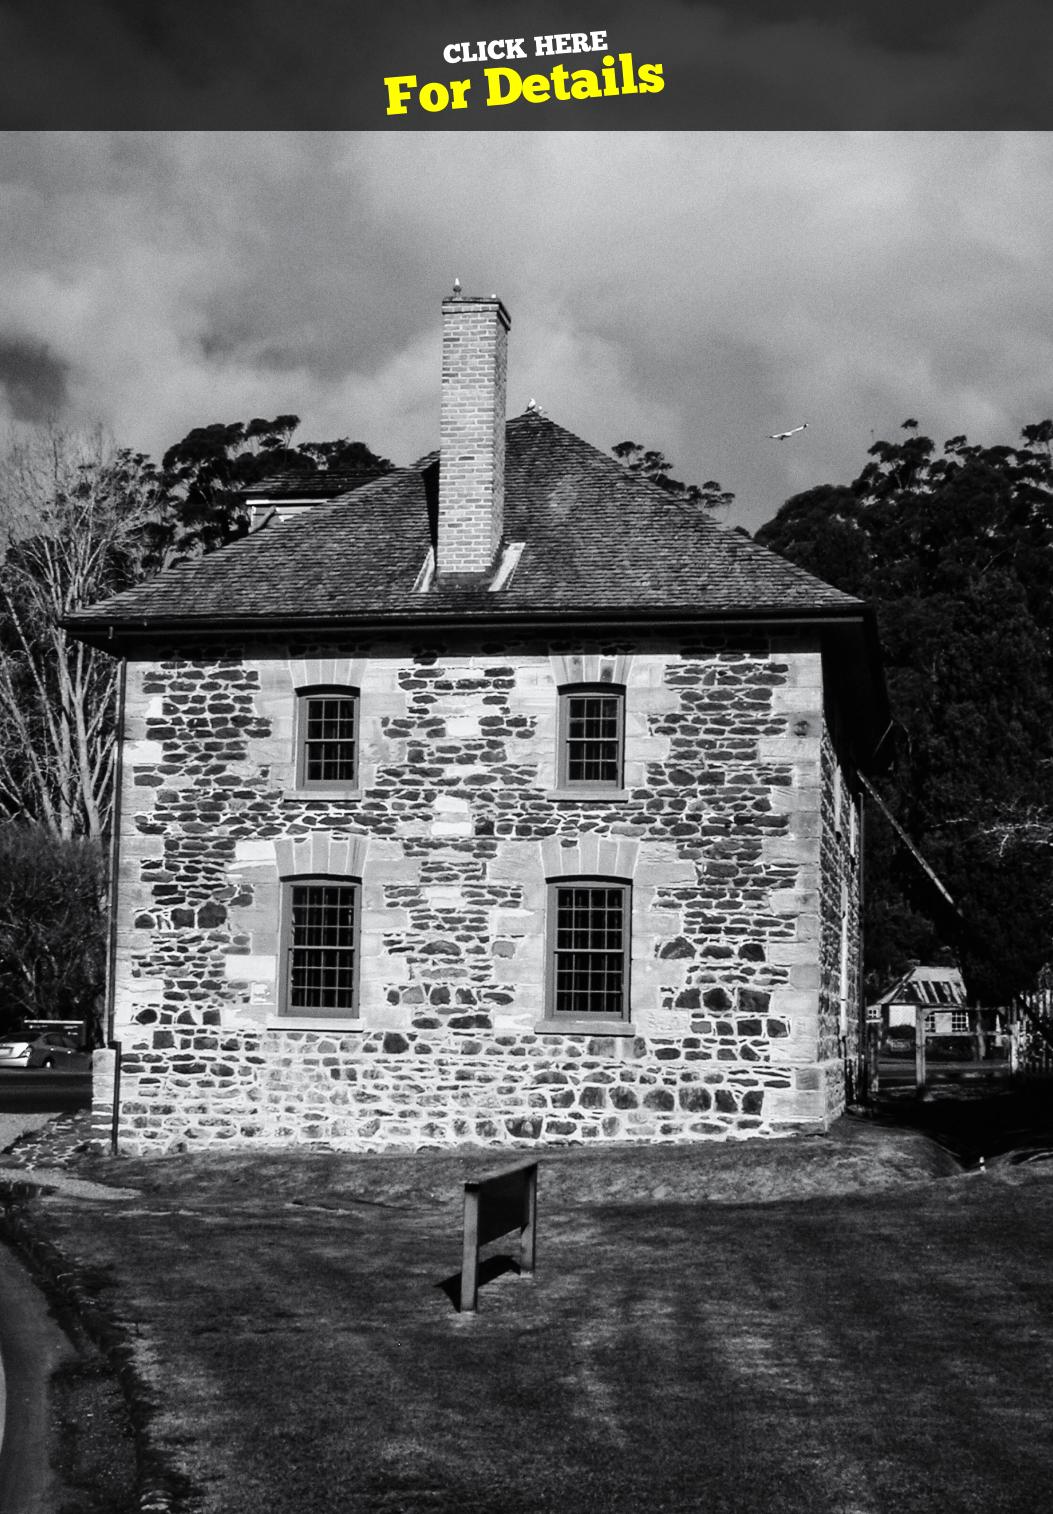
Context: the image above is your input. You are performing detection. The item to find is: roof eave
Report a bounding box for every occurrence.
[63,600,870,647]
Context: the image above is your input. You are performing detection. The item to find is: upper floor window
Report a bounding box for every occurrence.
[281,878,360,1017]
[547,879,631,1020]
[296,687,359,790]
[558,685,625,789]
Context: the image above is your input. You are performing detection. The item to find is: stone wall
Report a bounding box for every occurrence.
[103,630,856,1153]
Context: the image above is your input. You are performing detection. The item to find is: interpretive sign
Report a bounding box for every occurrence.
[460,1161,538,1313]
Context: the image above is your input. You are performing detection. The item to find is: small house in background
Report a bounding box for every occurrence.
[869,965,1007,1059]
[66,287,889,1155]
[869,965,969,1034]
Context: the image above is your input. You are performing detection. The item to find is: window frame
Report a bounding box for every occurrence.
[545,876,632,1023]
[294,686,360,792]
[279,875,361,1019]
[556,684,626,792]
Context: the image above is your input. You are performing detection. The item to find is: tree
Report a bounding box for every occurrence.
[611,441,734,513]
[756,420,1053,1002]
[0,821,107,1036]
[0,427,169,840]
[0,419,395,841]
[160,416,394,558]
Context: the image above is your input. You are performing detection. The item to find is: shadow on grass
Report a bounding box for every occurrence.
[435,1252,522,1311]
[874,1075,1053,1163]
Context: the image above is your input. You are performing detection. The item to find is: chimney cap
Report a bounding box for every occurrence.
[441,289,512,328]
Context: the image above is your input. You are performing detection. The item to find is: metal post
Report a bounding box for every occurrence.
[865,1021,880,1101]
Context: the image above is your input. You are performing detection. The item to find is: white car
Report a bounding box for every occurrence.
[0,1031,83,1069]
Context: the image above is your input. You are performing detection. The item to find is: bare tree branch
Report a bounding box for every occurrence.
[0,425,165,840]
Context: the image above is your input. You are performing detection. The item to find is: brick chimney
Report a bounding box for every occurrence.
[438,289,511,575]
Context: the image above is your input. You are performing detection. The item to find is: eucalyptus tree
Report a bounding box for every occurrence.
[757,420,1053,1002]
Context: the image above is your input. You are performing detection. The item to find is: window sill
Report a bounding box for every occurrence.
[265,1016,363,1031]
[545,788,629,802]
[534,1019,638,1037]
[281,789,362,801]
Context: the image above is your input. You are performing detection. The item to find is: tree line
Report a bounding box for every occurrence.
[756,420,1053,1005]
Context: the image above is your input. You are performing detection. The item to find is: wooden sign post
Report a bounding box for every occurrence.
[460,1161,538,1314]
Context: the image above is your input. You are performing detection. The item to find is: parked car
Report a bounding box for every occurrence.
[0,1031,83,1069]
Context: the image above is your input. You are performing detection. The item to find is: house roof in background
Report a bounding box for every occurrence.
[241,469,386,500]
[873,966,968,1009]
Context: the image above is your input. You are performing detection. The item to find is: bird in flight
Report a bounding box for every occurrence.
[769,422,808,441]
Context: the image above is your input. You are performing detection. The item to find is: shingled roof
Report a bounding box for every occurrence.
[68,410,866,637]
[240,468,387,500]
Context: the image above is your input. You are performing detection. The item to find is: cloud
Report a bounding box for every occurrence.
[0,336,69,421]
[2,131,1052,531]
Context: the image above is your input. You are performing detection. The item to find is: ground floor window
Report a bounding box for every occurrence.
[548,879,630,1019]
[282,879,360,1015]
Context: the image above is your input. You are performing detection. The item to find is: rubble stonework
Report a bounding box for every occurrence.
[101,629,861,1153]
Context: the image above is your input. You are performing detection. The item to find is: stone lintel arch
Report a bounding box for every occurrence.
[541,833,639,881]
[288,656,367,692]
[275,831,369,879]
[549,653,633,688]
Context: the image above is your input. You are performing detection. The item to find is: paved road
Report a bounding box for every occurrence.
[0,1072,91,1117]
[0,1072,90,1158]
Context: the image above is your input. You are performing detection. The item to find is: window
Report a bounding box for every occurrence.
[296,688,359,789]
[281,879,359,1016]
[558,686,625,789]
[548,880,630,1019]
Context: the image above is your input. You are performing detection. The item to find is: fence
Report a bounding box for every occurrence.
[1010,976,1053,1076]
[873,1006,1011,1092]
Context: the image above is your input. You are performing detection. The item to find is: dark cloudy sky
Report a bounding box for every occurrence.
[1,0,1052,126]
[2,131,1051,532]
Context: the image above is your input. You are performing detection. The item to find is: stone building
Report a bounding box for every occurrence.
[68,290,888,1154]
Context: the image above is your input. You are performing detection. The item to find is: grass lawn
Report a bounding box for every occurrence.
[31,1122,1053,1514]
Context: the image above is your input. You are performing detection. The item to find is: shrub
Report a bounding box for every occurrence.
[0,821,107,1039]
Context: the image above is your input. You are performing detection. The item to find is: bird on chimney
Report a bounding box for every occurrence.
[768,422,808,441]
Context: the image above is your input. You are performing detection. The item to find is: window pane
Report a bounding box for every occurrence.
[289,883,357,1012]
[302,695,357,783]
[552,885,626,1016]
[564,692,621,784]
